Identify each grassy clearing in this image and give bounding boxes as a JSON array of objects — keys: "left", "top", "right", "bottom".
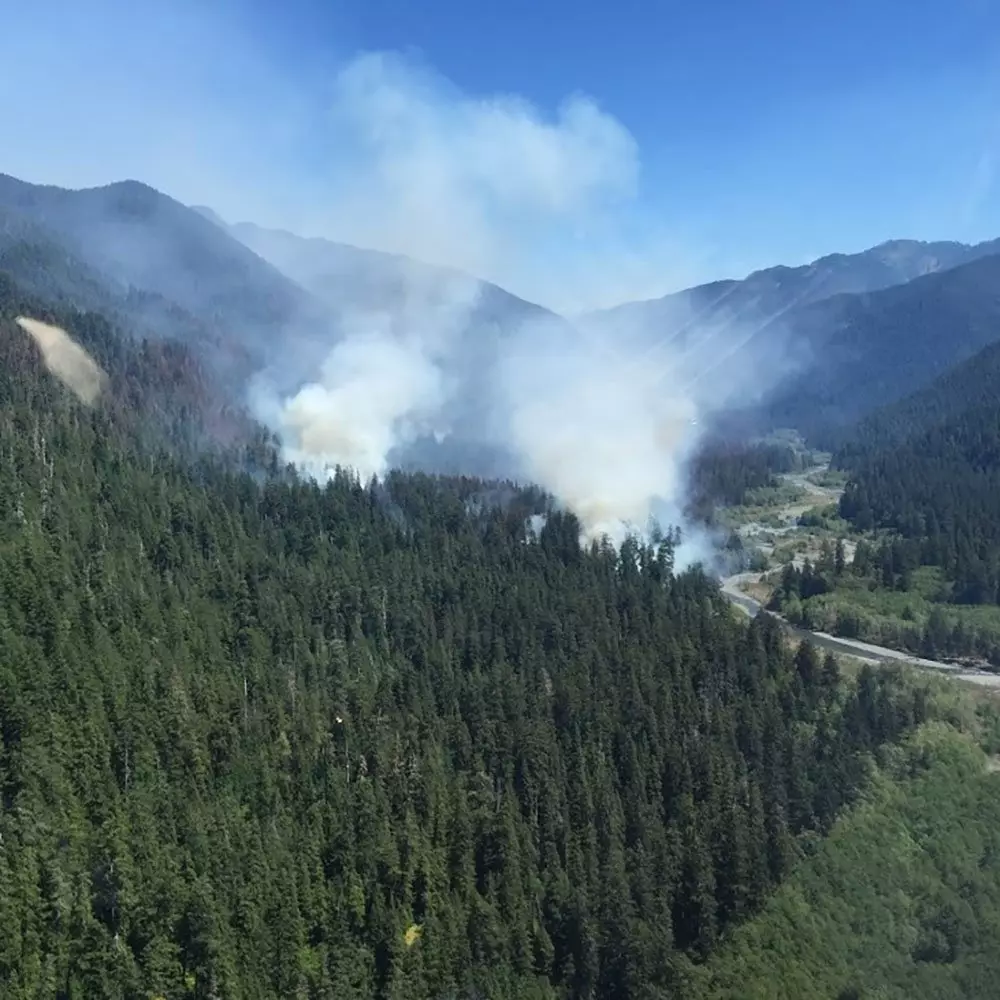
[
  {"left": 782, "top": 571, "right": 1000, "bottom": 666},
  {"left": 719, "top": 483, "right": 809, "bottom": 531},
  {"left": 806, "top": 467, "right": 849, "bottom": 489}
]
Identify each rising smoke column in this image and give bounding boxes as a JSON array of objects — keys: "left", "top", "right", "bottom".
[
  {"left": 249, "top": 51, "right": 790, "bottom": 559},
  {"left": 264, "top": 272, "right": 482, "bottom": 481},
  {"left": 496, "top": 314, "right": 701, "bottom": 546},
  {"left": 275, "top": 325, "right": 444, "bottom": 482},
  {"left": 15, "top": 316, "right": 107, "bottom": 405}
]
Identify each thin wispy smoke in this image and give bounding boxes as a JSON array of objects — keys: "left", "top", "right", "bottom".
[{"left": 15, "top": 317, "right": 107, "bottom": 405}]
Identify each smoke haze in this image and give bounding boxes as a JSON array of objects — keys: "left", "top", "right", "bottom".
[
  {"left": 2, "top": 2, "right": 800, "bottom": 560},
  {"left": 265, "top": 272, "right": 482, "bottom": 481},
  {"left": 233, "top": 52, "right": 799, "bottom": 559}
]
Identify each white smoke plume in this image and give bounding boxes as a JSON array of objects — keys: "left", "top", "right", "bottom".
[
  {"left": 248, "top": 53, "right": 792, "bottom": 561},
  {"left": 15, "top": 317, "right": 108, "bottom": 406},
  {"left": 258, "top": 265, "right": 484, "bottom": 482},
  {"left": 323, "top": 51, "right": 644, "bottom": 313},
  {"left": 279, "top": 332, "right": 441, "bottom": 482},
  {"left": 2, "top": 0, "right": 788, "bottom": 560},
  {"left": 497, "top": 314, "right": 699, "bottom": 544}
]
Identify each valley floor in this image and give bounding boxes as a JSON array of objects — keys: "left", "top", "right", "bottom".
[{"left": 718, "top": 467, "right": 1000, "bottom": 689}]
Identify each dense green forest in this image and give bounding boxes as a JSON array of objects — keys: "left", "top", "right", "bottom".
[
  {"left": 699, "top": 710, "right": 1000, "bottom": 999},
  {"left": 797, "top": 372, "right": 1000, "bottom": 662},
  {"left": 833, "top": 338, "right": 1000, "bottom": 460},
  {"left": 0, "top": 271, "right": 942, "bottom": 999},
  {"left": 686, "top": 439, "right": 802, "bottom": 516},
  {"left": 838, "top": 403, "right": 1000, "bottom": 607},
  {"left": 758, "top": 341, "right": 1000, "bottom": 665}
]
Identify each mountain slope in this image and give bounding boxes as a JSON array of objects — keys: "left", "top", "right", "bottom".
[
  {"left": 215, "top": 213, "right": 568, "bottom": 380},
  {"left": 14, "top": 172, "right": 1000, "bottom": 472},
  {"left": 0, "top": 285, "right": 930, "bottom": 997},
  {"left": 762, "top": 251, "right": 1000, "bottom": 440},
  {"left": 595, "top": 237, "right": 1000, "bottom": 340},
  {"left": 0, "top": 174, "right": 330, "bottom": 379},
  {"left": 0, "top": 174, "right": 314, "bottom": 326},
  {"left": 196, "top": 212, "right": 563, "bottom": 338},
  {"left": 834, "top": 337, "right": 1000, "bottom": 458},
  {"left": 577, "top": 239, "right": 1000, "bottom": 428},
  {"left": 0, "top": 268, "right": 274, "bottom": 463}
]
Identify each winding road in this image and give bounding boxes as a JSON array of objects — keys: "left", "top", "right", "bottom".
[{"left": 719, "top": 468, "right": 1000, "bottom": 690}]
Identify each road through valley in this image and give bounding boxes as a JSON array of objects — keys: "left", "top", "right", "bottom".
[{"left": 718, "top": 467, "right": 1000, "bottom": 690}]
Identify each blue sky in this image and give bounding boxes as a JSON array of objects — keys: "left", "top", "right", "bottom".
[{"left": 4, "top": 0, "right": 1000, "bottom": 310}]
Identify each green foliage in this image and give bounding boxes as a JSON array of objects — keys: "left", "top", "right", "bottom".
[
  {"left": 839, "top": 401, "right": 1000, "bottom": 613},
  {"left": 0, "top": 270, "right": 932, "bottom": 998},
  {"left": 831, "top": 339, "right": 1000, "bottom": 658},
  {"left": 699, "top": 722, "right": 1000, "bottom": 999},
  {"left": 688, "top": 440, "right": 803, "bottom": 519}
]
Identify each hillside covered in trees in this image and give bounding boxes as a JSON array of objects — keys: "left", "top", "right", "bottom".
[
  {"left": 756, "top": 331, "right": 1000, "bottom": 668},
  {"left": 699, "top": 712, "right": 1000, "bottom": 1000},
  {"left": 838, "top": 400, "right": 1000, "bottom": 608},
  {"left": 789, "top": 348, "right": 1000, "bottom": 663},
  {"left": 686, "top": 438, "right": 804, "bottom": 516},
  {"left": 760, "top": 251, "right": 1000, "bottom": 443},
  {"left": 0, "top": 268, "right": 946, "bottom": 999},
  {"left": 833, "top": 337, "right": 1000, "bottom": 460}
]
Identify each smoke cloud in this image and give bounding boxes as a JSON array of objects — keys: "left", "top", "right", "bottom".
[
  {"left": 253, "top": 265, "right": 485, "bottom": 482},
  {"left": 243, "top": 52, "right": 797, "bottom": 563},
  {"left": 496, "top": 315, "right": 699, "bottom": 543},
  {"left": 320, "top": 51, "right": 670, "bottom": 314},
  {"left": 2, "top": 0, "right": 796, "bottom": 561},
  {"left": 15, "top": 317, "right": 108, "bottom": 406}
]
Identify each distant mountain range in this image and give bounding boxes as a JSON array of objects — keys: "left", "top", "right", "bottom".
[
  {"left": 193, "top": 209, "right": 555, "bottom": 330},
  {"left": 4, "top": 169, "right": 1000, "bottom": 466},
  {"left": 594, "top": 236, "right": 1000, "bottom": 331},
  {"left": 758, "top": 253, "right": 1000, "bottom": 441},
  {"left": 585, "top": 236, "right": 1000, "bottom": 431}
]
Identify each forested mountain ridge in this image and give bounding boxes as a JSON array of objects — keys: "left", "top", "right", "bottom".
[
  {"left": 196, "top": 212, "right": 560, "bottom": 334},
  {"left": 755, "top": 250, "right": 1000, "bottom": 440},
  {"left": 0, "top": 267, "right": 931, "bottom": 998},
  {"left": 832, "top": 327, "right": 1000, "bottom": 615},
  {"left": 0, "top": 217, "right": 262, "bottom": 389},
  {"left": 699, "top": 717, "right": 1000, "bottom": 999},
  {"left": 9, "top": 170, "right": 1000, "bottom": 462},
  {"left": 592, "top": 236, "right": 1000, "bottom": 332},
  {"left": 0, "top": 268, "right": 277, "bottom": 466},
  {"left": 839, "top": 401, "right": 1000, "bottom": 605},
  {"left": 584, "top": 237, "right": 1000, "bottom": 444},
  {"left": 0, "top": 173, "right": 319, "bottom": 351},
  {"left": 833, "top": 337, "right": 1000, "bottom": 458}
]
